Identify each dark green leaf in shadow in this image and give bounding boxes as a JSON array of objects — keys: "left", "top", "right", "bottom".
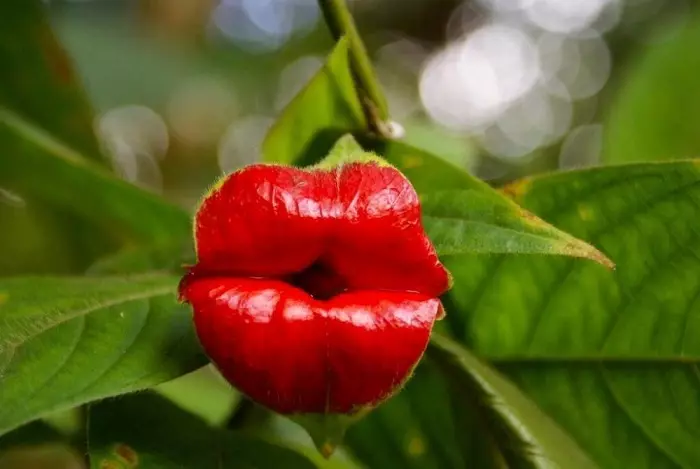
[
  {"left": 344, "top": 360, "right": 466, "bottom": 469},
  {"left": 429, "top": 334, "right": 599, "bottom": 469},
  {"left": 0, "top": 0, "right": 116, "bottom": 272},
  {"left": 156, "top": 367, "right": 238, "bottom": 428},
  {"left": 0, "top": 201, "right": 85, "bottom": 275},
  {"left": 88, "top": 392, "right": 321, "bottom": 469},
  {"left": 0, "top": 0, "right": 103, "bottom": 162},
  {"left": 445, "top": 161, "right": 700, "bottom": 468},
  {"left": 0, "top": 421, "right": 65, "bottom": 452},
  {"left": 0, "top": 421, "right": 83, "bottom": 469},
  {"left": 262, "top": 37, "right": 367, "bottom": 166},
  {"left": 0, "top": 275, "right": 206, "bottom": 436}
]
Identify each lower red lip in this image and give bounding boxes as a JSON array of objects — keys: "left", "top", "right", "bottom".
[{"left": 180, "top": 276, "right": 441, "bottom": 414}]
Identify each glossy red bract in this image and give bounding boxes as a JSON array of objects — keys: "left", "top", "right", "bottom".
[{"left": 179, "top": 161, "right": 450, "bottom": 415}]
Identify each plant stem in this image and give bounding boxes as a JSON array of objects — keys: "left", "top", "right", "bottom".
[{"left": 317, "top": 0, "right": 390, "bottom": 135}]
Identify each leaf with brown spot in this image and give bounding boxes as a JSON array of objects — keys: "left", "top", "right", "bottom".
[
  {"left": 99, "top": 460, "right": 124, "bottom": 469},
  {"left": 500, "top": 178, "right": 532, "bottom": 201}
]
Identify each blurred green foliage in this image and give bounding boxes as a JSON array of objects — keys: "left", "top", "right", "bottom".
[{"left": 604, "top": 10, "right": 700, "bottom": 164}]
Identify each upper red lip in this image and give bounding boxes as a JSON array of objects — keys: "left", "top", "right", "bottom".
[
  {"left": 179, "top": 161, "right": 451, "bottom": 414},
  {"left": 186, "top": 162, "right": 450, "bottom": 299}
]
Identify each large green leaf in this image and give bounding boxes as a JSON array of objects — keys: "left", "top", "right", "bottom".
[
  {"left": 88, "top": 392, "right": 321, "bottom": 469},
  {"left": 0, "top": 111, "right": 191, "bottom": 247},
  {"left": 445, "top": 161, "right": 700, "bottom": 468},
  {"left": 603, "top": 13, "right": 700, "bottom": 164},
  {"left": 0, "top": 275, "right": 206, "bottom": 436},
  {"left": 428, "top": 334, "right": 598, "bottom": 469},
  {"left": 262, "top": 37, "right": 366, "bottom": 166}
]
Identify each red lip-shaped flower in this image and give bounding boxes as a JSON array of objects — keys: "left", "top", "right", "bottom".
[{"left": 178, "top": 156, "right": 451, "bottom": 418}]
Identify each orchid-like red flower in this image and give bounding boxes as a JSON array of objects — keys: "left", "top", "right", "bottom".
[{"left": 179, "top": 158, "right": 451, "bottom": 418}]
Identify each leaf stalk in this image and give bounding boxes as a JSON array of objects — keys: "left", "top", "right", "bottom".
[{"left": 317, "top": 0, "right": 391, "bottom": 136}]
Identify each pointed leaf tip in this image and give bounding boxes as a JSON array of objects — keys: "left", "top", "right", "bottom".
[
  {"left": 291, "top": 412, "right": 365, "bottom": 458},
  {"left": 422, "top": 190, "right": 615, "bottom": 268},
  {"left": 314, "top": 134, "right": 388, "bottom": 170}
]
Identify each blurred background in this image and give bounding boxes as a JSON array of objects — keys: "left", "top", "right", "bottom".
[
  {"left": 33, "top": 0, "right": 697, "bottom": 206},
  {"left": 2, "top": 0, "right": 699, "bottom": 467}
]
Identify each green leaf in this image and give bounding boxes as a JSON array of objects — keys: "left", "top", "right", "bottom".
[
  {"left": 319, "top": 133, "right": 366, "bottom": 165},
  {"left": 88, "top": 242, "right": 232, "bottom": 429},
  {"left": 429, "top": 334, "right": 598, "bottom": 469},
  {"left": 398, "top": 119, "right": 476, "bottom": 170},
  {"left": 86, "top": 242, "right": 194, "bottom": 276},
  {"left": 344, "top": 360, "right": 467, "bottom": 469},
  {"left": 422, "top": 189, "right": 613, "bottom": 267},
  {"left": 314, "top": 134, "right": 386, "bottom": 170},
  {"left": 444, "top": 161, "right": 700, "bottom": 468},
  {"left": 155, "top": 366, "right": 238, "bottom": 428},
  {"left": 88, "top": 392, "right": 321, "bottom": 469},
  {"left": 603, "top": 13, "right": 700, "bottom": 164},
  {"left": 262, "top": 37, "right": 367, "bottom": 166},
  {"left": 0, "top": 0, "right": 103, "bottom": 162},
  {"left": 0, "top": 274, "right": 207, "bottom": 436},
  {"left": 373, "top": 140, "right": 611, "bottom": 268},
  {"left": 373, "top": 140, "right": 482, "bottom": 194},
  {"left": 0, "top": 110, "right": 191, "bottom": 247}
]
